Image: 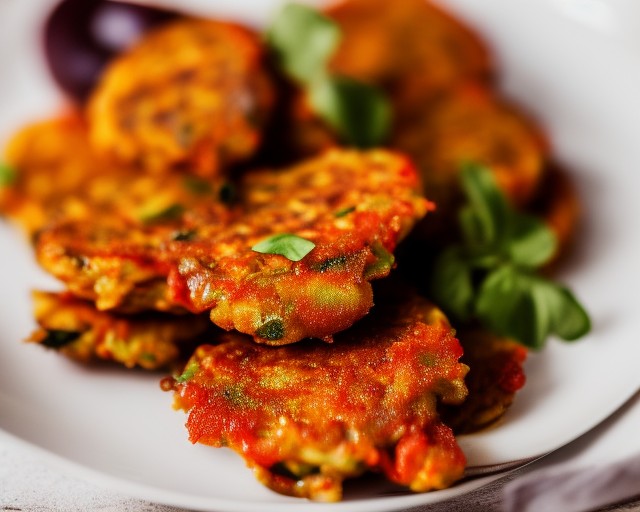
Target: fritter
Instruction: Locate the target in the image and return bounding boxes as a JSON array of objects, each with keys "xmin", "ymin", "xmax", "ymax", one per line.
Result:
[
  {"xmin": 0, "ymin": 114, "xmax": 230, "ymax": 238},
  {"xmin": 30, "ymin": 291, "xmax": 211, "ymax": 369},
  {"xmin": 167, "ymin": 287, "xmax": 468, "ymax": 501},
  {"xmin": 393, "ymin": 82, "xmax": 548, "ymax": 228},
  {"xmin": 441, "ymin": 328, "xmax": 527, "ymax": 434},
  {"xmin": 35, "ymin": 150, "xmax": 430, "ymax": 344},
  {"xmin": 327, "ymin": 0, "xmax": 493, "ymax": 115},
  {"xmin": 529, "ymin": 163, "xmax": 581, "ymax": 257},
  {"xmin": 87, "ymin": 18, "xmax": 274, "ymax": 176}
]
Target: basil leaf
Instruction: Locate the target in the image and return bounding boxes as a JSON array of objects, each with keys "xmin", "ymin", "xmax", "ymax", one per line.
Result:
[
  {"xmin": 431, "ymin": 247, "xmax": 475, "ymax": 321},
  {"xmin": 460, "ymin": 163, "xmax": 510, "ymax": 247},
  {"xmin": 0, "ymin": 162, "xmax": 17, "ymax": 186},
  {"xmin": 267, "ymin": 3, "xmax": 340, "ymax": 83},
  {"xmin": 531, "ymin": 280, "xmax": 591, "ymax": 341},
  {"xmin": 308, "ymin": 75, "xmax": 391, "ymax": 147},
  {"xmin": 476, "ymin": 266, "xmax": 549, "ymax": 349},
  {"xmin": 506, "ymin": 214, "xmax": 558, "ymax": 268},
  {"xmin": 176, "ymin": 361, "xmax": 199, "ymax": 383},
  {"xmin": 252, "ymin": 233, "xmax": 315, "ymax": 262}
]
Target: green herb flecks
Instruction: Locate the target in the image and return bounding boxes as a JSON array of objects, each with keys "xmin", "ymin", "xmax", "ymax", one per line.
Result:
[
  {"xmin": 431, "ymin": 163, "xmax": 590, "ymax": 349},
  {"xmin": 183, "ymin": 176, "xmax": 213, "ymax": 195},
  {"xmin": 140, "ymin": 204, "xmax": 185, "ymax": 225},
  {"xmin": 256, "ymin": 318, "xmax": 286, "ymax": 341},
  {"xmin": 41, "ymin": 329, "xmax": 81, "ymax": 349},
  {"xmin": 252, "ymin": 233, "xmax": 316, "ymax": 262},
  {"xmin": 267, "ymin": 3, "xmax": 391, "ymax": 147},
  {"xmin": 363, "ymin": 243, "xmax": 395, "ymax": 280},
  {"xmin": 176, "ymin": 361, "xmax": 199, "ymax": 383},
  {"xmin": 170, "ymin": 229, "xmax": 197, "ymax": 242},
  {"xmin": 0, "ymin": 163, "xmax": 17, "ymax": 187},
  {"xmin": 334, "ymin": 206, "xmax": 356, "ymax": 218}
]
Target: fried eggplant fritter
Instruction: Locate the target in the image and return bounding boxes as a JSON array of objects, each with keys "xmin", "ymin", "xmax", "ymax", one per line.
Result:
[
  {"xmin": 327, "ymin": 0, "xmax": 493, "ymax": 115},
  {"xmin": 0, "ymin": 115, "xmax": 230, "ymax": 238},
  {"xmin": 393, "ymin": 82, "xmax": 548, "ymax": 223},
  {"xmin": 88, "ymin": 18, "xmax": 274, "ymax": 176},
  {"xmin": 30, "ymin": 291, "xmax": 211, "ymax": 369},
  {"xmin": 168, "ymin": 288, "xmax": 468, "ymax": 501},
  {"xmin": 441, "ymin": 328, "xmax": 527, "ymax": 434},
  {"xmin": 36, "ymin": 150, "xmax": 430, "ymax": 345}
]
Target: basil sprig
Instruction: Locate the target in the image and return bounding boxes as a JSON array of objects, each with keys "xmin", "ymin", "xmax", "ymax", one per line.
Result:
[
  {"xmin": 252, "ymin": 233, "xmax": 316, "ymax": 262},
  {"xmin": 267, "ymin": 3, "xmax": 391, "ymax": 147},
  {"xmin": 431, "ymin": 163, "xmax": 590, "ymax": 349}
]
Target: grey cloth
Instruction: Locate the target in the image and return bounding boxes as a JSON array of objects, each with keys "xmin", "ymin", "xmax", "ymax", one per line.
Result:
[{"xmin": 503, "ymin": 454, "xmax": 640, "ymax": 512}]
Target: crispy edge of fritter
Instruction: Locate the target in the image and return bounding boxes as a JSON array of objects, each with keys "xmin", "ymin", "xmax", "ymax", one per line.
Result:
[{"xmin": 29, "ymin": 290, "xmax": 212, "ymax": 369}]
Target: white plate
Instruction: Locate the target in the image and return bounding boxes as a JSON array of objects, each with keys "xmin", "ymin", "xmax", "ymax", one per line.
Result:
[{"xmin": 1, "ymin": 0, "xmax": 640, "ymax": 511}]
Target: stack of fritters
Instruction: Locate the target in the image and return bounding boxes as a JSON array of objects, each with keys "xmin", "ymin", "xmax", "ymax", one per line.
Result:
[{"xmin": 0, "ymin": 0, "xmax": 582, "ymax": 502}]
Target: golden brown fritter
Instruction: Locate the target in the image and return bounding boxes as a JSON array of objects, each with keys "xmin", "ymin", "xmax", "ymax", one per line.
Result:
[
  {"xmin": 167, "ymin": 286, "xmax": 468, "ymax": 501},
  {"xmin": 0, "ymin": 114, "xmax": 231, "ymax": 239},
  {"xmin": 88, "ymin": 18, "xmax": 274, "ymax": 177},
  {"xmin": 29, "ymin": 291, "xmax": 211, "ymax": 369},
  {"xmin": 327, "ymin": 0, "xmax": 493, "ymax": 115},
  {"xmin": 35, "ymin": 150, "xmax": 430, "ymax": 345},
  {"xmin": 393, "ymin": 82, "xmax": 548, "ymax": 230},
  {"xmin": 441, "ymin": 328, "xmax": 527, "ymax": 434}
]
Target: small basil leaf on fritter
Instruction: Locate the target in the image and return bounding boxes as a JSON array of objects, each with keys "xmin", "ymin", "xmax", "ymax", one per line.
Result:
[
  {"xmin": 0, "ymin": 162, "xmax": 17, "ymax": 186},
  {"xmin": 431, "ymin": 247, "xmax": 475, "ymax": 321},
  {"xmin": 176, "ymin": 361, "xmax": 199, "ymax": 383},
  {"xmin": 308, "ymin": 75, "xmax": 391, "ymax": 148},
  {"xmin": 267, "ymin": 3, "xmax": 340, "ymax": 83},
  {"xmin": 252, "ymin": 233, "xmax": 315, "ymax": 262}
]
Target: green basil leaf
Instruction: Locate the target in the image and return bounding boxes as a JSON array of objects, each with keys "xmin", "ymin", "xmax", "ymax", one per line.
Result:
[
  {"xmin": 506, "ymin": 214, "xmax": 558, "ymax": 268},
  {"xmin": 0, "ymin": 162, "xmax": 17, "ymax": 186},
  {"xmin": 460, "ymin": 163, "xmax": 510, "ymax": 247},
  {"xmin": 267, "ymin": 3, "xmax": 340, "ymax": 83},
  {"xmin": 476, "ymin": 266, "xmax": 550, "ymax": 349},
  {"xmin": 252, "ymin": 233, "xmax": 316, "ymax": 262},
  {"xmin": 530, "ymin": 280, "xmax": 591, "ymax": 341},
  {"xmin": 308, "ymin": 75, "xmax": 392, "ymax": 147},
  {"xmin": 430, "ymin": 247, "xmax": 475, "ymax": 321},
  {"xmin": 255, "ymin": 318, "xmax": 286, "ymax": 341}
]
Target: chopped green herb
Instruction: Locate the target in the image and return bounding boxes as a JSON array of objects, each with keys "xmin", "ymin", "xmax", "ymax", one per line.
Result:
[
  {"xmin": 313, "ymin": 255, "xmax": 348, "ymax": 272},
  {"xmin": 334, "ymin": 206, "xmax": 356, "ymax": 218},
  {"xmin": 170, "ymin": 229, "xmax": 197, "ymax": 242},
  {"xmin": 176, "ymin": 361, "xmax": 199, "ymax": 383},
  {"xmin": 183, "ymin": 176, "xmax": 213, "ymax": 195},
  {"xmin": 363, "ymin": 243, "xmax": 395, "ymax": 279},
  {"xmin": 430, "ymin": 163, "xmax": 590, "ymax": 349},
  {"xmin": 252, "ymin": 233, "xmax": 315, "ymax": 262},
  {"xmin": 41, "ymin": 329, "xmax": 81, "ymax": 349},
  {"xmin": 0, "ymin": 162, "xmax": 17, "ymax": 187},
  {"xmin": 140, "ymin": 204, "xmax": 185, "ymax": 224},
  {"xmin": 140, "ymin": 352, "xmax": 157, "ymax": 363},
  {"xmin": 266, "ymin": 3, "xmax": 391, "ymax": 147},
  {"xmin": 256, "ymin": 318, "xmax": 285, "ymax": 341}
]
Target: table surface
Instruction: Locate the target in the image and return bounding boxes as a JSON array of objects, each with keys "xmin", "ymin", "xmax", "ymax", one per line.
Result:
[{"xmin": 3, "ymin": 392, "xmax": 640, "ymax": 512}]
